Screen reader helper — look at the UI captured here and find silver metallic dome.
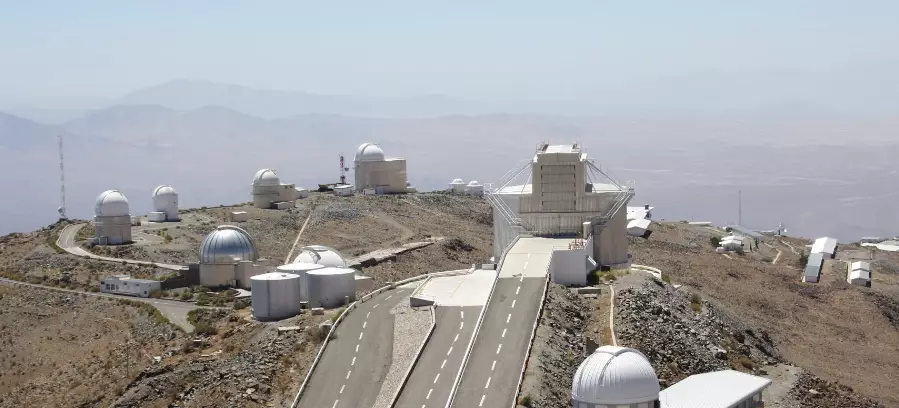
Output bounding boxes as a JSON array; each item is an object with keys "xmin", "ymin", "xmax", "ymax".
[{"xmin": 199, "ymin": 225, "xmax": 259, "ymax": 264}]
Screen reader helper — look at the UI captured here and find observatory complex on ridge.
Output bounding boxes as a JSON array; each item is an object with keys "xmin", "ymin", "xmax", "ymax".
[{"xmin": 488, "ymin": 142, "xmax": 634, "ymax": 270}]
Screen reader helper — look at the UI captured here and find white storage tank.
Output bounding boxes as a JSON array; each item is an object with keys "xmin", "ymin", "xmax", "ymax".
[
  {"xmin": 306, "ymin": 267, "xmax": 356, "ymax": 308},
  {"xmin": 251, "ymin": 272, "xmax": 302, "ymax": 321},
  {"xmin": 276, "ymin": 263, "xmax": 325, "ymax": 301}
]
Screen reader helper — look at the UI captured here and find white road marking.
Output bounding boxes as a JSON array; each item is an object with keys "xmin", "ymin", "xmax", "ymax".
[
  {"xmin": 441, "ymin": 359, "xmax": 447, "ymax": 369},
  {"xmin": 511, "ymin": 299, "xmax": 516, "ymax": 308},
  {"xmin": 523, "ymin": 262, "xmax": 528, "ymax": 269},
  {"xmin": 363, "ymin": 321, "xmax": 367, "ymax": 329},
  {"xmin": 496, "ymin": 344, "xmax": 502, "ymax": 354},
  {"xmin": 447, "ymin": 346, "xmax": 453, "ymax": 356},
  {"xmin": 491, "ymin": 360, "xmax": 496, "ymax": 370},
  {"xmin": 366, "ymin": 312, "xmax": 371, "ymax": 318},
  {"xmin": 461, "ymin": 310, "xmax": 464, "ymax": 319},
  {"xmin": 374, "ymin": 304, "xmax": 380, "ymax": 309},
  {"xmin": 485, "ymin": 377, "xmax": 491, "ymax": 388},
  {"xmin": 506, "ymin": 314, "xmax": 511, "ymax": 323},
  {"xmin": 454, "ymin": 333, "xmax": 459, "ymax": 342},
  {"xmin": 519, "ymin": 275, "xmax": 523, "ymax": 282},
  {"xmin": 433, "ymin": 373, "xmax": 440, "ymax": 384},
  {"xmin": 516, "ymin": 286, "xmax": 520, "ymax": 295},
  {"xmin": 351, "ymin": 357, "xmax": 356, "ymax": 366},
  {"xmin": 426, "ymin": 388, "xmax": 433, "ymax": 399},
  {"xmin": 332, "ymin": 400, "xmax": 339, "ymax": 408},
  {"xmin": 339, "ymin": 384, "xmax": 345, "ymax": 394},
  {"xmin": 359, "ymin": 332, "xmax": 364, "ymax": 340},
  {"xmin": 479, "ymin": 395, "xmax": 486, "ymax": 406},
  {"xmin": 460, "ymin": 321, "xmax": 464, "ymax": 330},
  {"xmin": 355, "ymin": 344, "xmax": 359, "ymax": 353},
  {"xmin": 386, "ymin": 295, "xmax": 393, "ymax": 300},
  {"xmin": 346, "ymin": 370, "xmax": 352, "ymax": 380},
  {"xmin": 501, "ymin": 328, "xmax": 506, "ymax": 338}
]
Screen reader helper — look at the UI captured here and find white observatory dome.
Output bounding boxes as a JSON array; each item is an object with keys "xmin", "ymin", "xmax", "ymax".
[
  {"xmin": 94, "ymin": 190, "xmax": 130, "ymax": 217},
  {"xmin": 451, "ymin": 178, "xmax": 464, "ymax": 184},
  {"xmin": 293, "ymin": 245, "xmax": 349, "ymax": 267},
  {"xmin": 199, "ymin": 225, "xmax": 259, "ymax": 264},
  {"xmin": 253, "ymin": 168, "xmax": 281, "ymax": 186},
  {"xmin": 355, "ymin": 143, "xmax": 386, "ymax": 162},
  {"xmin": 467, "ymin": 180, "xmax": 481, "ymax": 187},
  {"xmin": 572, "ymin": 346, "xmax": 660, "ymax": 405},
  {"xmin": 152, "ymin": 185, "xmax": 178, "ymax": 212}
]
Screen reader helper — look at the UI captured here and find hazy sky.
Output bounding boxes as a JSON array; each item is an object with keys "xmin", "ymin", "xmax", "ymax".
[{"xmin": 2, "ymin": 0, "xmax": 898, "ymax": 106}]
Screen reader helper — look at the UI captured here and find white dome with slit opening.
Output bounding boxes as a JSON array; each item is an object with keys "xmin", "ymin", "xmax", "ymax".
[
  {"xmin": 95, "ymin": 190, "xmax": 130, "ymax": 217},
  {"xmin": 572, "ymin": 346, "xmax": 660, "ymax": 405},
  {"xmin": 292, "ymin": 245, "xmax": 348, "ymax": 267},
  {"xmin": 253, "ymin": 169, "xmax": 281, "ymax": 186},
  {"xmin": 355, "ymin": 143, "xmax": 386, "ymax": 162}
]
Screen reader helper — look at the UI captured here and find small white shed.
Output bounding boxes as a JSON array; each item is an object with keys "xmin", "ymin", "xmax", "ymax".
[{"xmin": 847, "ymin": 261, "xmax": 872, "ymax": 287}]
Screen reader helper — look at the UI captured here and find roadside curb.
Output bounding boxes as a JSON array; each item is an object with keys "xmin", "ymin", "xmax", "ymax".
[{"xmin": 389, "ymin": 305, "xmax": 437, "ymax": 407}]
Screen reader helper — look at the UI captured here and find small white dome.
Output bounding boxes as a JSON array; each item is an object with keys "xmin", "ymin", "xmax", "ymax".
[
  {"xmin": 451, "ymin": 178, "xmax": 464, "ymax": 185},
  {"xmin": 152, "ymin": 185, "xmax": 177, "ymax": 197},
  {"xmin": 355, "ymin": 143, "xmax": 386, "ymax": 162},
  {"xmin": 95, "ymin": 190, "xmax": 130, "ymax": 217},
  {"xmin": 467, "ymin": 180, "xmax": 481, "ymax": 187},
  {"xmin": 293, "ymin": 245, "xmax": 348, "ymax": 267},
  {"xmin": 199, "ymin": 225, "xmax": 259, "ymax": 264},
  {"xmin": 253, "ymin": 169, "xmax": 281, "ymax": 186},
  {"xmin": 572, "ymin": 346, "xmax": 660, "ymax": 405}
]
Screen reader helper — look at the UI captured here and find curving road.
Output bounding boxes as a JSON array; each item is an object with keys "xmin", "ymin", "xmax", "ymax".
[
  {"xmin": 297, "ymin": 288, "xmax": 413, "ymax": 408},
  {"xmin": 57, "ymin": 224, "xmax": 186, "ymax": 270},
  {"xmin": 394, "ymin": 306, "xmax": 480, "ymax": 408}
]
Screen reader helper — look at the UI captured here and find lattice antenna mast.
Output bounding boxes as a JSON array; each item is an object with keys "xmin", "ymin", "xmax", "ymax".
[
  {"xmin": 339, "ymin": 153, "xmax": 348, "ymax": 184},
  {"xmin": 58, "ymin": 135, "xmax": 67, "ymax": 219}
]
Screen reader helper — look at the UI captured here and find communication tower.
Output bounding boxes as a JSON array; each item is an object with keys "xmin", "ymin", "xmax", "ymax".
[
  {"xmin": 339, "ymin": 153, "xmax": 349, "ymax": 185},
  {"xmin": 58, "ymin": 135, "xmax": 67, "ymax": 220}
]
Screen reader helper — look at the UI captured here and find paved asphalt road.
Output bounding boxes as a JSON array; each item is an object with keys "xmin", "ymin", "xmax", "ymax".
[
  {"xmin": 57, "ymin": 224, "xmax": 186, "ymax": 270},
  {"xmin": 451, "ymin": 277, "xmax": 546, "ymax": 408},
  {"xmin": 394, "ymin": 305, "xmax": 481, "ymax": 408},
  {"xmin": 298, "ymin": 287, "xmax": 413, "ymax": 408},
  {"xmin": 0, "ymin": 277, "xmax": 214, "ymax": 332}
]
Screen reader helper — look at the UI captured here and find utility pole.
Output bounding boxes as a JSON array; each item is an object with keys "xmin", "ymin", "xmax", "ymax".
[
  {"xmin": 58, "ymin": 135, "xmax": 67, "ymax": 220},
  {"xmin": 738, "ymin": 189, "xmax": 742, "ymax": 226}
]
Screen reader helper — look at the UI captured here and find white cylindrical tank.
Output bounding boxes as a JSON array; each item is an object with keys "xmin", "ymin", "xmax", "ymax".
[
  {"xmin": 306, "ymin": 267, "xmax": 356, "ymax": 308},
  {"xmin": 152, "ymin": 185, "xmax": 179, "ymax": 221},
  {"xmin": 251, "ymin": 272, "xmax": 302, "ymax": 321},
  {"xmin": 276, "ymin": 263, "xmax": 325, "ymax": 302},
  {"xmin": 450, "ymin": 178, "xmax": 465, "ymax": 194},
  {"xmin": 465, "ymin": 180, "xmax": 484, "ymax": 196}
]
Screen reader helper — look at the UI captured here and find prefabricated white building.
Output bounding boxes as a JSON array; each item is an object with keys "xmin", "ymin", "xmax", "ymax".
[
  {"xmin": 719, "ymin": 235, "xmax": 745, "ymax": 252},
  {"xmin": 306, "ymin": 267, "xmax": 356, "ymax": 308},
  {"xmin": 627, "ymin": 218, "xmax": 652, "ymax": 237},
  {"xmin": 251, "ymin": 272, "xmax": 302, "ymax": 321},
  {"xmin": 803, "ymin": 252, "xmax": 825, "ymax": 283},
  {"xmin": 353, "ymin": 143, "xmax": 408, "ymax": 194},
  {"xmin": 100, "ymin": 275, "xmax": 161, "ymax": 298},
  {"xmin": 847, "ymin": 261, "xmax": 872, "ymax": 286},
  {"xmin": 275, "ymin": 262, "xmax": 325, "ymax": 301},
  {"xmin": 490, "ymin": 143, "xmax": 634, "ymax": 269},
  {"xmin": 93, "ymin": 190, "xmax": 133, "ymax": 245},
  {"xmin": 811, "ymin": 237, "xmax": 838, "ymax": 258},
  {"xmin": 151, "ymin": 185, "xmax": 179, "ymax": 221}
]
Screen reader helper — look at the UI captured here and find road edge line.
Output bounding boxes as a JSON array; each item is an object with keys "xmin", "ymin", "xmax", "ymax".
[{"xmin": 389, "ymin": 304, "xmax": 437, "ymax": 407}]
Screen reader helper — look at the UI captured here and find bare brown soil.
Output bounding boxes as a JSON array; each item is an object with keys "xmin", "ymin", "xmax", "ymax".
[{"xmin": 631, "ymin": 221, "xmax": 899, "ymax": 406}]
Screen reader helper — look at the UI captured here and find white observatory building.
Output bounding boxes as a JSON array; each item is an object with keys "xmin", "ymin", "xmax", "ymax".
[
  {"xmin": 251, "ymin": 168, "xmax": 301, "ymax": 209},
  {"xmin": 93, "ymin": 190, "xmax": 133, "ymax": 245},
  {"xmin": 353, "ymin": 143, "xmax": 408, "ymax": 194},
  {"xmin": 572, "ymin": 346, "xmax": 661, "ymax": 407},
  {"xmin": 573, "ymin": 345, "xmax": 773, "ymax": 408},
  {"xmin": 198, "ymin": 225, "xmax": 265, "ymax": 288},
  {"xmin": 489, "ymin": 143, "xmax": 634, "ymax": 269},
  {"xmin": 292, "ymin": 245, "xmax": 350, "ymax": 267},
  {"xmin": 149, "ymin": 185, "xmax": 179, "ymax": 222}
]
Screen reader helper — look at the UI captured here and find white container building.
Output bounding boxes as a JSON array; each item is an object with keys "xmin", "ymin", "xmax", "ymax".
[
  {"xmin": 198, "ymin": 225, "xmax": 264, "ymax": 288},
  {"xmin": 93, "ymin": 190, "xmax": 133, "ymax": 245},
  {"xmin": 333, "ymin": 184, "xmax": 354, "ymax": 196},
  {"xmin": 306, "ymin": 267, "xmax": 357, "ymax": 308},
  {"xmin": 100, "ymin": 275, "xmax": 161, "ymax": 298},
  {"xmin": 627, "ymin": 218, "xmax": 652, "ymax": 237},
  {"xmin": 465, "ymin": 180, "xmax": 484, "ymax": 196},
  {"xmin": 811, "ymin": 237, "xmax": 838, "ymax": 258},
  {"xmin": 275, "ymin": 262, "xmax": 325, "ymax": 302},
  {"xmin": 803, "ymin": 252, "xmax": 825, "ymax": 283},
  {"xmin": 251, "ymin": 168, "xmax": 300, "ymax": 209},
  {"xmin": 449, "ymin": 178, "xmax": 466, "ymax": 194},
  {"xmin": 251, "ymin": 272, "xmax": 303, "ymax": 321},
  {"xmin": 847, "ymin": 261, "xmax": 872, "ymax": 286},
  {"xmin": 353, "ymin": 143, "xmax": 408, "ymax": 194},
  {"xmin": 719, "ymin": 235, "xmax": 745, "ymax": 252},
  {"xmin": 151, "ymin": 185, "xmax": 179, "ymax": 221},
  {"xmin": 292, "ymin": 245, "xmax": 349, "ymax": 267}
]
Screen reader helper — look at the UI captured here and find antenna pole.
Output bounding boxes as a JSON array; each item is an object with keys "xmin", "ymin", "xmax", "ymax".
[
  {"xmin": 339, "ymin": 153, "xmax": 347, "ymax": 185},
  {"xmin": 738, "ymin": 189, "xmax": 742, "ymax": 226},
  {"xmin": 58, "ymin": 135, "xmax": 67, "ymax": 219}
]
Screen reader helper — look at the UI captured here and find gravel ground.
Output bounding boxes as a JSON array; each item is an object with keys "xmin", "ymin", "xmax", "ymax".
[
  {"xmin": 372, "ymin": 302, "xmax": 433, "ymax": 408},
  {"xmin": 519, "ymin": 284, "xmax": 588, "ymax": 408}
]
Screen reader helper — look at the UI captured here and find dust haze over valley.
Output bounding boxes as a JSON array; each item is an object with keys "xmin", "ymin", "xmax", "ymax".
[{"xmin": 1, "ymin": 1, "xmax": 898, "ymax": 240}]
